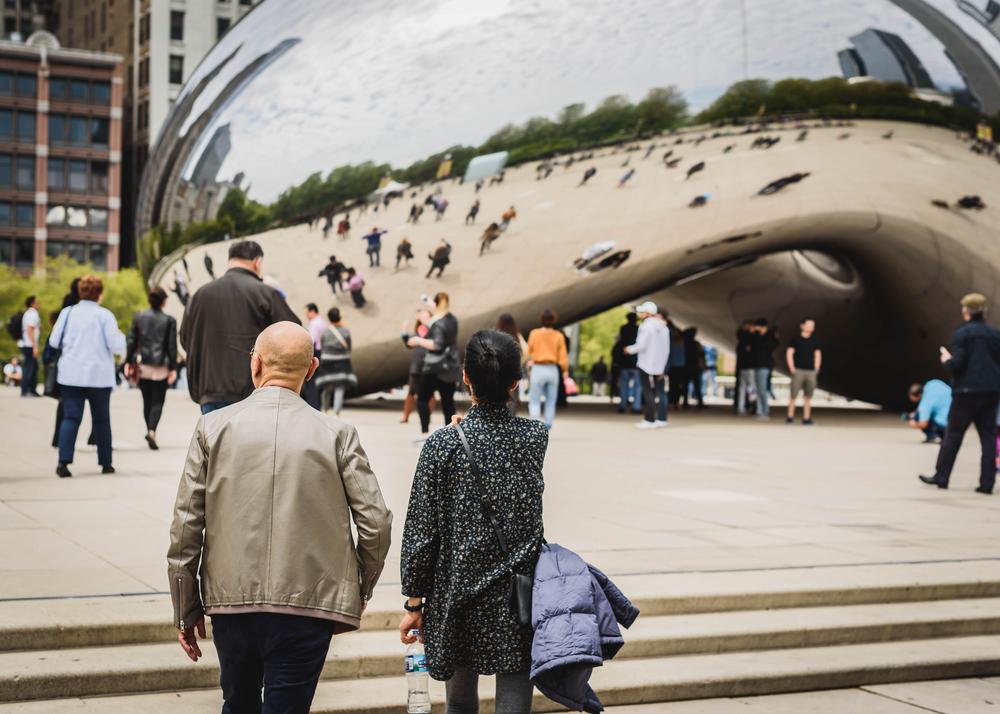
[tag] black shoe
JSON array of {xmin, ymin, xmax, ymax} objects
[
  {"xmin": 802, "ymin": 418, "xmax": 815, "ymax": 425},
  {"xmin": 145, "ymin": 433, "xmax": 159, "ymax": 451},
  {"xmin": 785, "ymin": 416, "xmax": 794, "ymax": 424},
  {"xmin": 975, "ymin": 487, "xmax": 993, "ymax": 495},
  {"xmin": 101, "ymin": 466, "xmax": 115, "ymax": 474},
  {"xmin": 919, "ymin": 474, "xmax": 947, "ymax": 489},
  {"xmin": 56, "ymin": 463, "xmax": 72, "ymax": 478}
]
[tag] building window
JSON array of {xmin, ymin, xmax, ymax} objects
[
  {"xmin": 49, "ymin": 114, "xmax": 66, "ymax": 144},
  {"xmin": 217, "ymin": 16, "xmax": 231, "ymax": 38},
  {"xmin": 0, "ymin": 109, "xmax": 10, "ymax": 139},
  {"xmin": 139, "ymin": 13, "xmax": 149, "ymax": 43},
  {"xmin": 169, "ymin": 55, "xmax": 184, "ymax": 85},
  {"xmin": 90, "ymin": 161, "xmax": 109, "ymax": 192},
  {"xmin": 14, "ymin": 238, "xmax": 33, "ymax": 267},
  {"xmin": 49, "ymin": 77, "xmax": 66, "ymax": 100},
  {"xmin": 15, "ymin": 202, "xmax": 33, "ymax": 227},
  {"xmin": 90, "ymin": 242, "xmax": 107, "ymax": 270},
  {"xmin": 90, "ymin": 117, "xmax": 109, "ymax": 147},
  {"xmin": 91, "ymin": 81, "xmax": 111, "ymax": 104},
  {"xmin": 69, "ymin": 159, "xmax": 87, "ymax": 192},
  {"xmin": 15, "ymin": 156, "xmax": 33, "ymax": 190},
  {"xmin": 14, "ymin": 73, "xmax": 34, "ymax": 97},
  {"xmin": 47, "ymin": 157, "xmax": 65, "ymax": 190},
  {"xmin": 170, "ymin": 10, "xmax": 184, "ymax": 41},
  {"xmin": 139, "ymin": 58, "xmax": 149, "ymax": 87},
  {"xmin": 70, "ymin": 79, "xmax": 88, "ymax": 102},
  {"xmin": 0, "ymin": 72, "xmax": 11, "ymax": 96},
  {"xmin": 45, "ymin": 205, "xmax": 65, "ymax": 225},
  {"xmin": 46, "ymin": 240, "xmax": 63, "ymax": 258},
  {"xmin": 100, "ymin": 4, "xmax": 107, "ymax": 33},
  {"xmin": 0, "ymin": 154, "xmax": 10, "ymax": 188},
  {"xmin": 0, "ymin": 202, "xmax": 10, "ymax": 225},
  {"xmin": 89, "ymin": 208, "xmax": 108, "ymax": 231},
  {"xmin": 15, "ymin": 112, "xmax": 34, "ymax": 143},
  {"xmin": 69, "ymin": 116, "xmax": 88, "ymax": 145},
  {"xmin": 66, "ymin": 206, "xmax": 87, "ymax": 228},
  {"xmin": 66, "ymin": 241, "xmax": 85, "ymax": 262},
  {"xmin": 0, "ymin": 238, "xmax": 10, "ymax": 264}
]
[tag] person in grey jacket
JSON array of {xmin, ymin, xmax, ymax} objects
[
  {"xmin": 125, "ymin": 287, "xmax": 178, "ymax": 450},
  {"xmin": 167, "ymin": 321, "xmax": 392, "ymax": 712}
]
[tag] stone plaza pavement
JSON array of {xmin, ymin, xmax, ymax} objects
[{"xmin": 0, "ymin": 386, "xmax": 998, "ymax": 601}]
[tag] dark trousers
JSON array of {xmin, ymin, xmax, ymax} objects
[
  {"xmin": 640, "ymin": 371, "xmax": 668, "ymax": 423},
  {"xmin": 667, "ymin": 366, "xmax": 686, "ymax": 405},
  {"xmin": 138, "ymin": 378, "xmax": 169, "ymax": 431},
  {"xmin": 922, "ymin": 422, "xmax": 946, "ymax": 441},
  {"xmin": 58, "ymin": 385, "xmax": 112, "ymax": 467},
  {"xmin": 417, "ymin": 373, "xmax": 456, "ymax": 433},
  {"xmin": 20, "ymin": 346, "xmax": 37, "ymax": 396},
  {"xmin": 934, "ymin": 392, "xmax": 999, "ymax": 490},
  {"xmin": 212, "ymin": 613, "xmax": 335, "ymax": 714}
]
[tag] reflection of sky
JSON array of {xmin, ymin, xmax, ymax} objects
[{"xmin": 170, "ymin": 0, "xmax": 1000, "ymax": 203}]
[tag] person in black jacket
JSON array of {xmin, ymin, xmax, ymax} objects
[
  {"xmin": 920, "ymin": 293, "xmax": 1000, "ymax": 494},
  {"xmin": 125, "ymin": 288, "xmax": 178, "ymax": 450},
  {"xmin": 406, "ymin": 292, "xmax": 459, "ymax": 439},
  {"xmin": 179, "ymin": 241, "xmax": 300, "ymax": 414}
]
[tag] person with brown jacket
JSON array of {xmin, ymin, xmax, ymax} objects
[
  {"xmin": 167, "ymin": 321, "xmax": 392, "ymax": 712},
  {"xmin": 179, "ymin": 240, "xmax": 300, "ymax": 414}
]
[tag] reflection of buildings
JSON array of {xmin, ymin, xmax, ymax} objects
[
  {"xmin": 957, "ymin": 0, "xmax": 1000, "ymax": 42},
  {"xmin": 53, "ymin": 0, "xmax": 262, "ymax": 265},
  {"xmin": 0, "ymin": 33, "xmax": 122, "ymax": 272},
  {"xmin": 840, "ymin": 29, "xmax": 935, "ymax": 88},
  {"xmin": 890, "ymin": 0, "xmax": 1000, "ymax": 112},
  {"xmin": 171, "ymin": 124, "xmax": 239, "ymax": 225}
]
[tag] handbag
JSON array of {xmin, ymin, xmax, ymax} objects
[
  {"xmin": 43, "ymin": 306, "xmax": 73, "ymax": 399},
  {"xmin": 455, "ymin": 424, "xmax": 533, "ymax": 627}
]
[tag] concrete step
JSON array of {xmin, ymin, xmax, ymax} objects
[
  {"xmin": 5, "ymin": 560, "xmax": 1000, "ymax": 651},
  {"xmin": 4, "ymin": 598, "xmax": 1000, "ymax": 702},
  {"xmin": 2, "ymin": 635, "xmax": 1000, "ymax": 713}
]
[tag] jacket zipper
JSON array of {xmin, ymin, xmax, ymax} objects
[{"xmin": 177, "ymin": 575, "xmax": 185, "ymax": 629}]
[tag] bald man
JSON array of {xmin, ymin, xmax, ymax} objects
[{"xmin": 167, "ymin": 322, "xmax": 392, "ymax": 713}]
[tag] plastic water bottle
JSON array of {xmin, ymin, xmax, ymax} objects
[{"xmin": 405, "ymin": 629, "xmax": 431, "ymax": 713}]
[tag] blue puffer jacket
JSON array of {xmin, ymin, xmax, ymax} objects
[{"xmin": 530, "ymin": 543, "xmax": 639, "ymax": 713}]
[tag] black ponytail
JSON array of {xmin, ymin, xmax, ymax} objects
[{"xmin": 464, "ymin": 329, "xmax": 522, "ymax": 405}]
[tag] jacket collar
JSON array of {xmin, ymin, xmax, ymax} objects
[{"xmin": 226, "ymin": 266, "xmax": 262, "ymax": 281}]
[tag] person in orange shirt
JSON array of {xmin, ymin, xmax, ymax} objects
[
  {"xmin": 526, "ymin": 308, "xmax": 568, "ymax": 430},
  {"xmin": 499, "ymin": 205, "xmax": 517, "ymax": 232}
]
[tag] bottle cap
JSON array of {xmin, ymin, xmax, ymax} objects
[{"xmin": 408, "ymin": 628, "xmax": 420, "ymax": 636}]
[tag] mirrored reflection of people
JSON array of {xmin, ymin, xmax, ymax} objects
[
  {"xmin": 921, "ymin": 293, "xmax": 1000, "ymax": 494},
  {"xmin": 49, "ymin": 275, "xmax": 127, "ymax": 478},
  {"xmin": 427, "ymin": 239, "xmax": 452, "ymax": 278},
  {"xmin": 180, "ymin": 241, "xmax": 300, "ymax": 415},
  {"xmin": 626, "ymin": 302, "xmax": 670, "ymax": 429},
  {"xmin": 495, "ymin": 312, "xmax": 530, "ymax": 415},
  {"xmin": 318, "ymin": 255, "xmax": 346, "ymax": 297},
  {"xmin": 125, "ymin": 288, "xmax": 178, "ymax": 451},
  {"xmin": 407, "ymin": 292, "xmax": 459, "ymax": 439},
  {"xmin": 907, "ymin": 380, "xmax": 951, "ymax": 443},
  {"xmin": 617, "ymin": 168, "xmax": 635, "ymax": 188},
  {"xmin": 786, "ymin": 318, "xmax": 821, "ymax": 425},
  {"xmin": 400, "ymin": 308, "xmax": 436, "ymax": 424},
  {"xmin": 167, "ymin": 322, "xmax": 392, "ymax": 712},
  {"xmin": 345, "ymin": 268, "xmax": 366, "ymax": 307},
  {"xmin": 396, "ymin": 238, "xmax": 414, "ymax": 271},
  {"xmin": 361, "ymin": 227, "xmax": 386, "ymax": 268},
  {"xmin": 479, "ymin": 223, "xmax": 501, "ymax": 255},
  {"xmin": 527, "ymin": 308, "xmax": 568, "ymax": 430},
  {"xmin": 578, "ymin": 166, "xmax": 597, "ymax": 186},
  {"xmin": 171, "ymin": 269, "xmax": 190, "ymax": 307},
  {"xmin": 399, "ymin": 329, "xmax": 545, "ymax": 711},
  {"xmin": 499, "ymin": 205, "xmax": 517, "ymax": 232},
  {"xmin": 203, "ymin": 253, "xmax": 215, "ymax": 280},
  {"xmin": 336, "ymin": 215, "xmax": 351, "ymax": 240},
  {"xmin": 314, "ymin": 308, "xmax": 357, "ymax": 415},
  {"xmin": 465, "ymin": 199, "xmax": 480, "ymax": 224}
]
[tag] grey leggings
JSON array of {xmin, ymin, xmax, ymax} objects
[
  {"xmin": 320, "ymin": 384, "xmax": 346, "ymax": 414},
  {"xmin": 446, "ymin": 669, "xmax": 533, "ymax": 714}
]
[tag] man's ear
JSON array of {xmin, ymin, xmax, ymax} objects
[
  {"xmin": 305, "ymin": 356, "xmax": 319, "ymax": 382},
  {"xmin": 251, "ymin": 353, "xmax": 263, "ymax": 385}
]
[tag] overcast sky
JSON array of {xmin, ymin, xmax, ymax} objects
[{"xmin": 169, "ymin": 0, "xmax": 1000, "ymax": 203}]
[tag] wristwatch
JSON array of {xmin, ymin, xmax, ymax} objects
[{"xmin": 403, "ymin": 600, "xmax": 425, "ymax": 612}]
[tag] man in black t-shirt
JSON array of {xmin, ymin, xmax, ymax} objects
[{"xmin": 785, "ymin": 319, "xmax": 821, "ymax": 424}]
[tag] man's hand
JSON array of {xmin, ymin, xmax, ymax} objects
[
  {"xmin": 449, "ymin": 414, "xmax": 464, "ymax": 427},
  {"xmin": 177, "ymin": 616, "xmax": 206, "ymax": 662},
  {"xmin": 399, "ymin": 611, "xmax": 423, "ymax": 644},
  {"xmin": 167, "ymin": 370, "xmax": 178, "ymax": 386},
  {"xmin": 32, "ymin": 344, "xmax": 38, "ymax": 358}
]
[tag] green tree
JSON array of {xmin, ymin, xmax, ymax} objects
[
  {"xmin": 636, "ymin": 86, "xmax": 688, "ymax": 134},
  {"xmin": 698, "ymin": 78, "xmax": 771, "ymax": 122}
]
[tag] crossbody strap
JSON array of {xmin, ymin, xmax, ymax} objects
[
  {"xmin": 328, "ymin": 325, "xmax": 349, "ymax": 351},
  {"xmin": 455, "ymin": 424, "xmax": 510, "ymax": 557},
  {"xmin": 58, "ymin": 306, "xmax": 74, "ymax": 351}
]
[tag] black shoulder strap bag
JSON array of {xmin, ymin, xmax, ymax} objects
[
  {"xmin": 43, "ymin": 306, "xmax": 73, "ymax": 399},
  {"xmin": 455, "ymin": 424, "xmax": 533, "ymax": 627}
]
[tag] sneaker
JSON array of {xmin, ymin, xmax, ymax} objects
[
  {"xmin": 654, "ymin": 420, "xmax": 668, "ymax": 428},
  {"xmin": 56, "ymin": 463, "xmax": 72, "ymax": 478},
  {"xmin": 975, "ymin": 487, "xmax": 993, "ymax": 495},
  {"xmin": 635, "ymin": 421, "xmax": 658, "ymax": 429},
  {"xmin": 802, "ymin": 418, "xmax": 815, "ymax": 425},
  {"xmin": 145, "ymin": 433, "xmax": 159, "ymax": 451},
  {"xmin": 785, "ymin": 416, "xmax": 794, "ymax": 424},
  {"xmin": 101, "ymin": 466, "xmax": 115, "ymax": 475}
]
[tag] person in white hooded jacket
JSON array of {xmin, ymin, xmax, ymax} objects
[{"xmin": 625, "ymin": 301, "xmax": 670, "ymax": 429}]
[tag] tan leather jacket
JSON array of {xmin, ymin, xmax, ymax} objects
[{"xmin": 167, "ymin": 386, "xmax": 392, "ymax": 633}]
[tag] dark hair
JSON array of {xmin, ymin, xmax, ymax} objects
[
  {"xmin": 329, "ymin": 255, "xmax": 337, "ymax": 262},
  {"xmin": 228, "ymin": 240, "xmax": 263, "ymax": 261},
  {"xmin": 464, "ymin": 330, "xmax": 522, "ymax": 405},
  {"xmin": 328, "ymin": 307, "xmax": 341, "ymax": 323},
  {"xmin": 495, "ymin": 313, "xmax": 521, "ymax": 341},
  {"xmin": 754, "ymin": 317, "xmax": 768, "ymax": 327},
  {"xmin": 148, "ymin": 287, "xmax": 167, "ymax": 310},
  {"xmin": 909, "ymin": 383, "xmax": 924, "ymax": 399},
  {"xmin": 25, "ymin": 295, "xmax": 36, "ymax": 308},
  {"xmin": 306, "ymin": 302, "xmax": 319, "ymax": 313},
  {"xmin": 626, "ymin": 312, "xmax": 637, "ymax": 324},
  {"xmin": 540, "ymin": 308, "xmax": 557, "ymax": 327}
]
